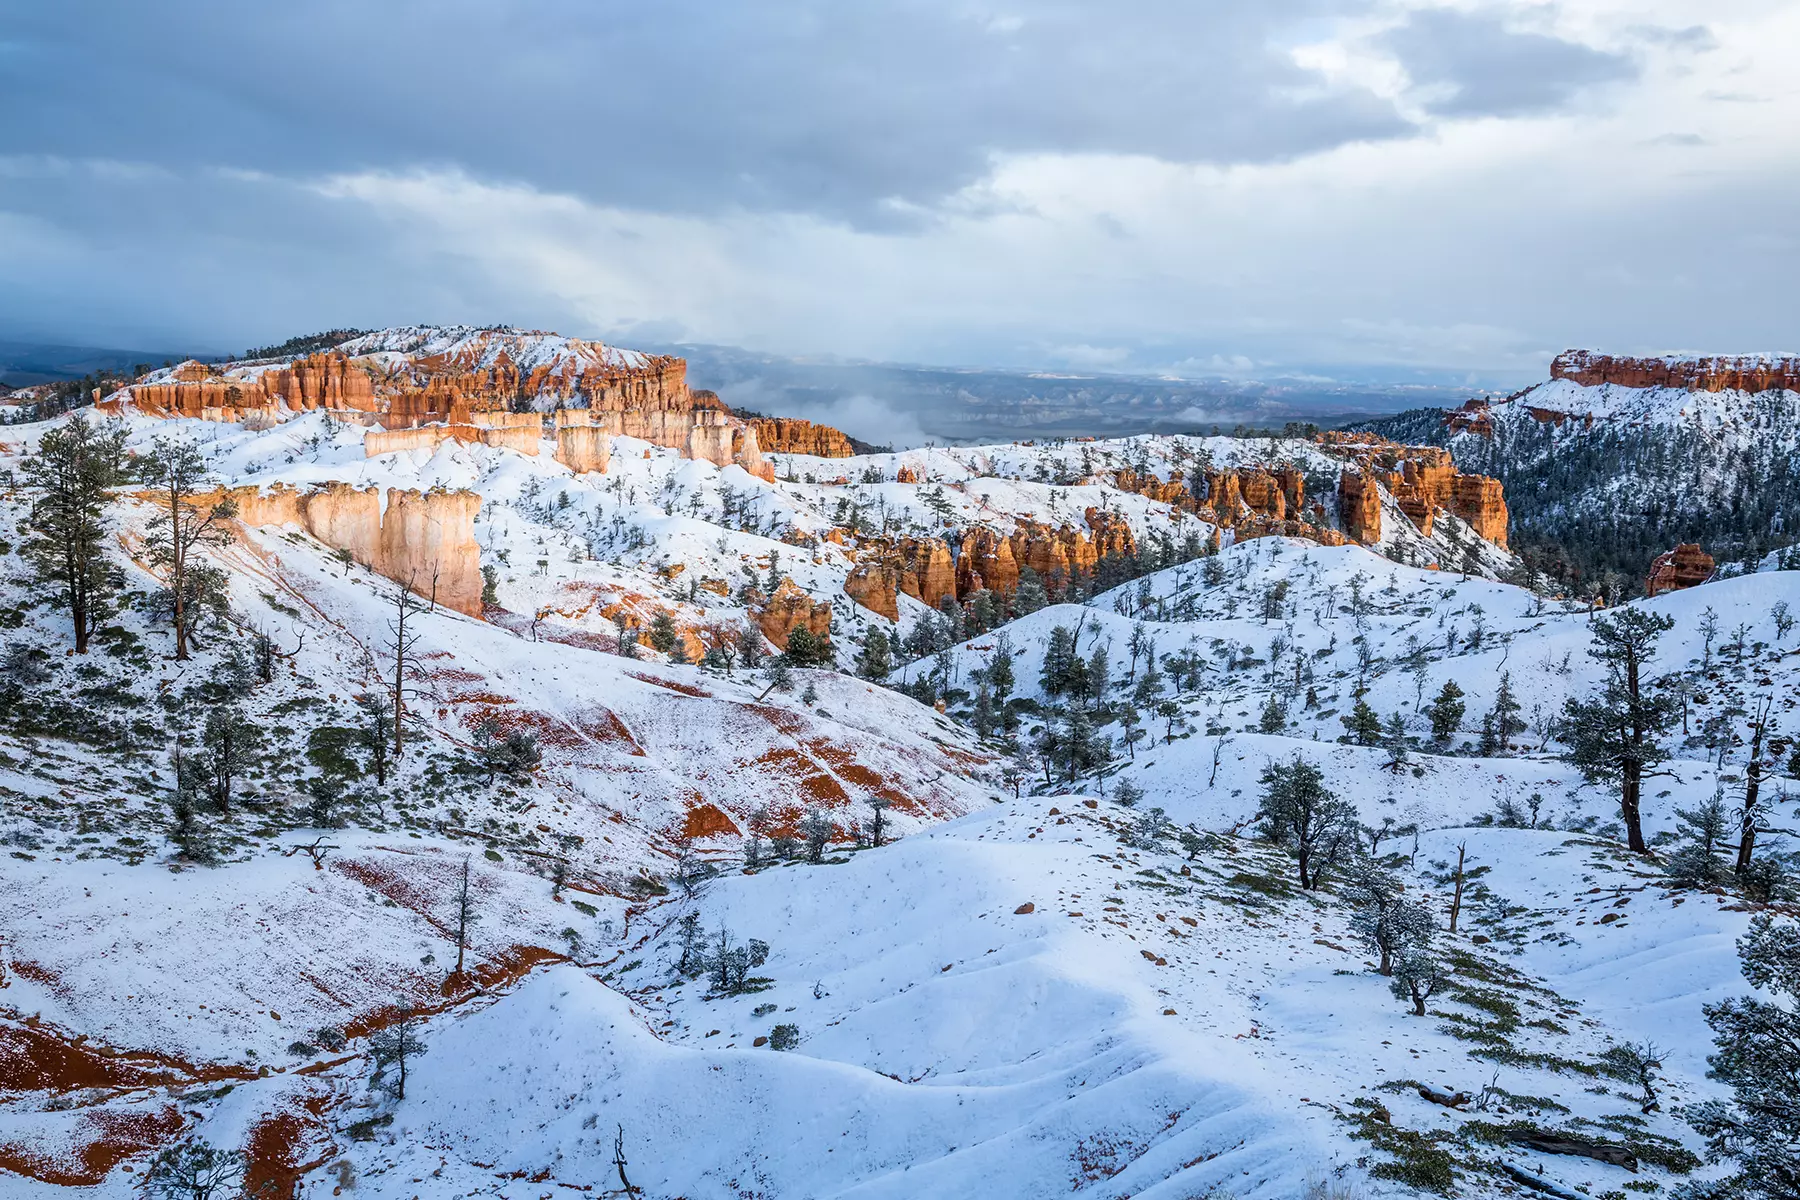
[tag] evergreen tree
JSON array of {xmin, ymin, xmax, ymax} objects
[
  {"xmin": 1390, "ymin": 945, "xmax": 1449, "ymax": 1016},
  {"xmin": 1561, "ymin": 609, "xmax": 1678, "ymax": 853},
  {"xmin": 972, "ymin": 684, "xmax": 997, "ymax": 739},
  {"xmin": 1426, "ymin": 681, "xmax": 1465, "ymax": 746},
  {"xmin": 21, "ymin": 416, "xmax": 129, "ymax": 654},
  {"xmin": 782, "ymin": 627, "xmax": 834, "ymax": 668},
  {"xmin": 855, "ymin": 627, "xmax": 893, "ymax": 681},
  {"xmin": 1665, "ymin": 789, "xmax": 1734, "ymax": 888},
  {"xmin": 1255, "ymin": 755, "xmax": 1358, "ymax": 889},
  {"xmin": 646, "ymin": 609, "xmax": 680, "ymax": 655},
  {"xmin": 987, "ymin": 632, "xmax": 1016, "ymax": 701},
  {"xmin": 1040, "ymin": 625, "xmax": 1078, "ymax": 697},
  {"xmin": 197, "ymin": 704, "xmax": 257, "ymax": 814},
  {"xmin": 1341, "ymin": 696, "xmax": 1382, "ymax": 746},
  {"xmin": 368, "ymin": 1009, "xmax": 428, "ymax": 1099},
  {"xmin": 1259, "ymin": 693, "xmax": 1287, "ymax": 734},
  {"xmin": 1343, "ymin": 863, "xmax": 1436, "ymax": 976},
  {"xmin": 1012, "ymin": 568, "xmax": 1049, "ymax": 616},
  {"xmin": 1486, "ymin": 671, "xmax": 1526, "ymax": 753},
  {"xmin": 1681, "ymin": 917, "xmax": 1800, "ymax": 1200},
  {"xmin": 1381, "ymin": 712, "xmax": 1410, "ymax": 773}
]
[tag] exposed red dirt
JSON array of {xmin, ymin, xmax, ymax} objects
[
  {"xmin": 0, "ymin": 1018, "xmax": 254, "ymax": 1092},
  {"xmin": 0, "ymin": 1104, "xmax": 185, "ymax": 1186},
  {"xmin": 681, "ymin": 803, "xmax": 741, "ymax": 839},
  {"xmin": 627, "ymin": 672, "xmax": 712, "ymax": 698},
  {"xmin": 569, "ymin": 705, "xmax": 647, "ymax": 756}
]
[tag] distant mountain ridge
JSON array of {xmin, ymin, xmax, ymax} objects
[{"xmin": 1360, "ymin": 349, "xmax": 1800, "ymax": 596}]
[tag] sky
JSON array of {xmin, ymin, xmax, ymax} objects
[{"xmin": 1, "ymin": 0, "xmax": 1795, "ymax": 383}]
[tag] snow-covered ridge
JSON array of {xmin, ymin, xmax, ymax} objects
[{"xmin": 335, "ymin": 325, "xmax": 656, "ymax": 373}]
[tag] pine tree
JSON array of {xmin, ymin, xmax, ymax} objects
[
  {"xmin": 1040, "ymin": 625, "xmax": 1078, "ymax": 697},
  {"xmin": 1259, "ymin": 693, "xmax": 1287, "ymax": 734},
  {"xmin": 646, "ymin": 609, "xmax": 680, "ymax": 655},
  {"xmin": 1427, "ymin": 681, "xmax": 1465, "ymax": 746},
  {"xmin": 1389, "ymin": 945, "xmax": 1448, "ymax": 1016},
  {"xmin": 1561, "ymin": 609, "xmax": 1677, "ymax": 853},
  {"xmin": 1341, "ymin": 696, "xmax": 1382, "ymax": 746},
  {"xmin": 1012, "ymin": 568, "xmax": 1049, "ymax": 616},
  {"xmin": 987, "ymin": 632, "xmax": 1016, "ymax": 700},
  {"xmin": 855, "ymin": 627, "xmax": 893, "ymax": 681},
  {"xmin": 1381, "ymin": 712, "xmax": 1410, "ymax": 773},
  {"xmin": 21, "ymin": 417, "xmax": 129, "ymax": 654},
  {"xmin": 1665, "ymin": 789, "xmax": 1734, "ymax": 888},
  {"xmin": 368, "ymin": 1009, "xmax": 428, "ymax": 1099},
  {"xmin": 1681, "ymin": 916, "xmax": 1800, "ymax": 1200},
  {"xmin": 1486, "ymin": 671, "xmax": 1526, "ymax": 753},
  {"xmin": 1255, "ymin": 755, "xmax": 1358, "ymax": 889},
  {"xmin": 1343, "ymin": 863, "xmax": 1436, "ymax": 976}
]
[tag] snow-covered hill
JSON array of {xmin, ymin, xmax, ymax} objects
[
  {"xmin": 2, "ymin": 390, "xmax": 1795, "ymax": 1199},
  {"xmin": 1363, "ymin": 350, "xmax": 1800, "ymax": 594}
]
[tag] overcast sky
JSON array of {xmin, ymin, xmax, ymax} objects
[{"xmin": 1, "ymin": 0, "xmax": 1794, "ymax": 382}]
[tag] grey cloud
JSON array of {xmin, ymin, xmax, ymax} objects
[
  {"xmin": 1382, "ymin": 9, "xmax": 1637, "ymax": 118},
  {"xmin": 0, "ymin": 0, "xmax": 1411, "ymax": 225}
]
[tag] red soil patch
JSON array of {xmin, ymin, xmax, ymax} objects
[
  {"xmin": 0, "ymin": 1019, "xmax": 253, "ymax": 1092},
  {"xmin": 570, "ymin": 706, "xmax": 646, "ymax": 756},
  {"xmin": 242, "ymin": 1091, "xmax": 334, "ymax": 1200},
  {"xmin": 802, "ymin": 739, "xmax": 922, "ymax": 810},
  {"xmin": 628, "ymin": 672, "xmax": 713, "ymax": 699},
  {"xmin": 330, "ymin": 857, "xmax": 452, "ymax": 936},
  {"xmin": 342, "ymin": 945, "xmax": 563, "ymax": 1040},
  {"xmin": 5, "ymin": 959, "xmax": 74, "ymax": 1003},
  {"xmin": 750, "ymin": 747, "xmax": 849, "ymax": 805},
  {"xmin": 681, "ymin": 803, "xmax": 741, "ymax": 839},
  {"xmin": 0, "ymin": 1104, "xmax": 185, "ymax": 1186}
]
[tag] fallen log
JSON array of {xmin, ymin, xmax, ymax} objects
[
  {"xmin": 1500, "ymin": 1162, "xmax": 1587, "ymax": 1200},
  {"xmin": 1418, "ymin": 1084, "xmax": 1472, "ymax": 1108},
  {"xmin": 1509, "ymin": 1134, "xmax": 1638, "ymax": 1172}
]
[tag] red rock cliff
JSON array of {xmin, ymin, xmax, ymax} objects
[
  {"xmin": 749, "ymin": 418, "xmax": 854, "ymax": 458},
  {"xmin": 1552, "ymin": 350, "xmax": 1800, "ymax": 393}
]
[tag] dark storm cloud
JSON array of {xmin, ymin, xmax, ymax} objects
[
  {"xmin": 0, "ymin": 0, "xmax": 1410, "ymax": 223},
  {"xmin": 1382, "ymin": 8, "xmax": 1637, "ymax": 118}
]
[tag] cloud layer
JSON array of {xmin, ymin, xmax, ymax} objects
[{"xmin": 1, "ymin": 0, "xmax": 1795, "ymax": 377}]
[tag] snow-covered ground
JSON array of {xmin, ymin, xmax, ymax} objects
[{"xmin": 2, "ymin": 404, "xmax": 1794, "ymax": 1197}]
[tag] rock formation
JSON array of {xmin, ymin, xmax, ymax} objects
[
  {"xmin": 1646, "ymin": 544, "xmax": 1714, "ymax": 597},
  {"xmin": 1317, "ymin": 432, "xmax": 1508, "ymax": 548},
  {"xmin": 106, "ymin": 328, "xmax": 840, "ymax": 485},
  {"xmin": 222, "ymin": 482, "xmax": 485, "ymax": 616},
  {"xmin": 755, "ymin": 578, "xmax": 833, "ymax": 650},
  {"xmin": 954, "ymin": 528, "xmax": 1020, "ymax": 599},
  {"xmin": 844, "ymin": 559, "xmax": 900, "ymax": 622},
  {"xmin": 1551, "ymin": 350, "xmax": 1800, "ymax": 393},
  {"xmin": 750, "ymin": 417, "xmax": 854, "ymax": 458},
  {"xmin": 1337, "ymin": 470, "xmax": 1383, "ymax": 545}
]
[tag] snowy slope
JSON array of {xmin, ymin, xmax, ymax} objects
[{"xmin": 3, "ymin": 399, "xmax": 1792, "ymax": 1198}]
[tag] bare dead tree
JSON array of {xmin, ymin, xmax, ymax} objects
[
  {"xmin": 282, "ymin": 836, "xmax": 339, "ymax": 871},
  {"xmin": 142, "ymin": 437, "xmax": 238, "ymax": 661},
  {"xmin": 610, "ymin": 1125, "xmax": 640, "ymax": 1196},
  {"xmin": 248, "ymin": 623, "xmax": 304, "ymax": 684},
  {"xmin": 386, "ymin": 576, "xmax": 430, "ymax": 760},
  {"xmin": 1448, "ymin": 842, "xmax": 1468, "ymax": 934},
  {"xmin": 1737, "ymin": 695, "xmax": 1775, "ymax": 875},
  {"xmin": 451, "ymin": 855, "xmax": 479, "ymax": 978}
]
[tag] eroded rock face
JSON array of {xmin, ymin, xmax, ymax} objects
[
  {"xmin": 223, "ymin": 482, "xmax": 485, "ymax": 616},
  {"xmin": 755, "ymin": 578, "xmax": 832, "ymax": 650},
  {"xmin": 955, "ymin": 527, "xmax": 1020, "ymax": 598},
  {"xmin": 1646, "ymin": 544, "xmax": 1714, "ymax": 596},
  {"xmin": 844, "ymin": 559, "xmax": 900, "ymax": 622},
  {"xmin": 1338, "ymin": 471, "xmax": 1383, "ymax": 545},
  {"xmin": 1552, "ymin": 350, "xmax": 1800, "ymax": 393},
  {"xmin": 1318, "ymin": 432, "xmax": 1509, "ymax": 549},
  {"xmin": 750, "ymin": 417, "xmax": 854, "ymax": 458},
  {"xmin": 111, "ymin": 331, "xmax": 849, "ymax": 484}
]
